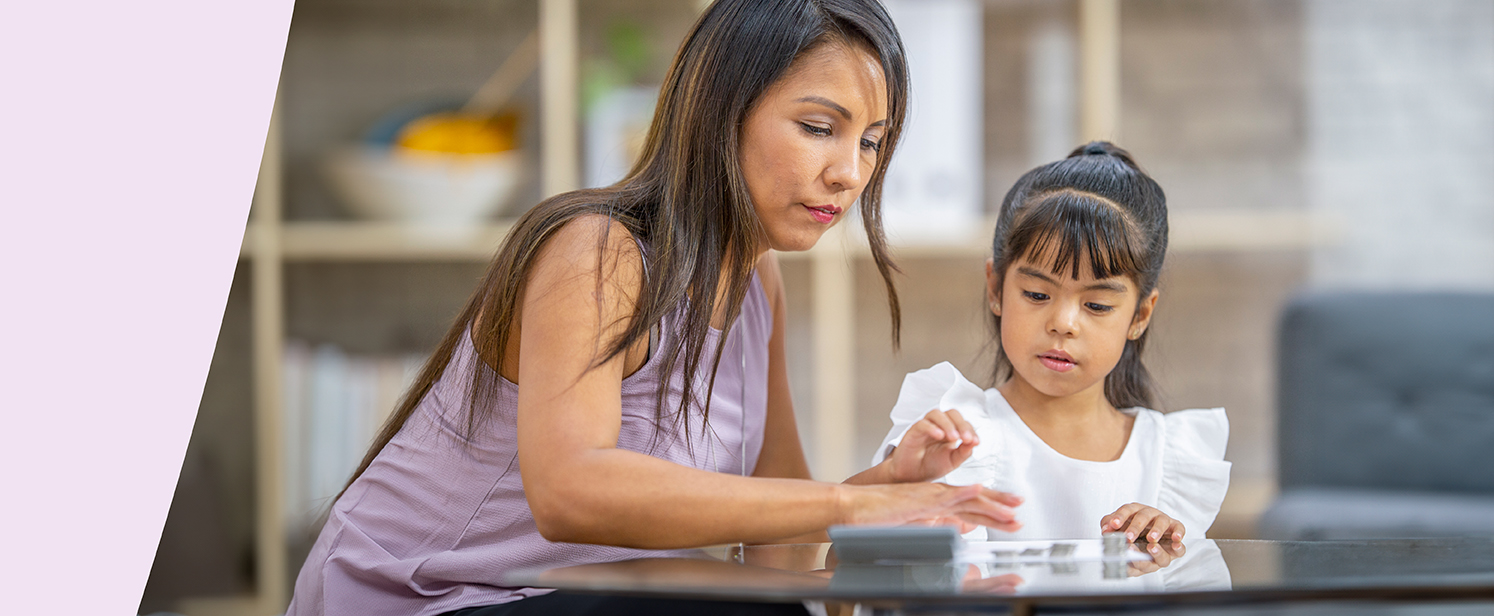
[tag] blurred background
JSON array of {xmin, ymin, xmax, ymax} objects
[{"xmin": 142, "ymin": 0, "xmax": 1494, "ymax": 614}]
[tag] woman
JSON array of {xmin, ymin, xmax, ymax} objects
[{"xmin": 287, "ymin": 1, "xmax": 1021, "ymax": 615}]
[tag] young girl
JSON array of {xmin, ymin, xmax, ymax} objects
[{"xmin": 874, "ymin": 142, "xmax": 1231, "ymax": 549}]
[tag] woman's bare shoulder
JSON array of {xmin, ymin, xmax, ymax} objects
[{"xmin": 534, "ymin": 213, "xmax": 641, "ymax": 265}]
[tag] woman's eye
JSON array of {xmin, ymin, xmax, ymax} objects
[
  {"xmin": 1086, "ymin": 302, "xmax": 1114, "ymax": 313},
  {"xmin": 800, "ymin": 122, "xmax": 832, "ymax": 137},
  {"xmin": 860, "ymin": 137, "xmax": 882, "ymax": 153},
  {"xmin": 1022, "ymin": 291, "xmax": 1049, "ymax": 302}
]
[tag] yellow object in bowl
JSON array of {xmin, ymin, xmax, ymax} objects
[{"xmin": 396, "ymin": 112, "xmax": 518, "ymax": 154}]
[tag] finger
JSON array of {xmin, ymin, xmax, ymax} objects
[
  {"xmin": 922, "ymin": 410, "xmax": 961, "ymax": 444},
  {"xmin": 965, "ymin": 491, "xmax": 1020, "ymax": 524},
  {"xmin": 1102, "ymin": 503, "xmax": 1145, "ymax": 533},
  {"xmin": 954, "ymin": 509, "xmax": 1020, "ymax": 533},
  {"xmin": 1143, "ymin": 513, "xmax": 1175, "ymax": 544},
  {"xmin": 1165, "ymin": 519, "xmax": 1187, "ymax": 544},
  {"xmin": 964, "ymin": 573, "xmax": 1023, "ymax": 594},
  {"xmin": 1122, "ymin": 508, "xmax": 1161, "ymax": 543},
  {"xmin": 1128, "ymin": 561, "xmax": 1160, "ymax": 577},
  {"xmin": 1141, "ymin": 544, "xmax": 1177, "ymax": 568},
  {"xmin": 930, "ymin": 485, "xmax": 1021, "ymax": 532},
  {"xmin": 910, "ymin": 417, "xmax": 946, "ymax": 443},
  {"xmin": 1163, "ymin": 540, "xmax": 1186, "ymax": 559},
  {"xmin": 945, "ymin": 409, "xmax": 979, "ymax": 445},
  {"xmin": 981, "ymin": 487, "xmax": 1024, "ymax": 508},
  {"xmin": 949, "ymin": 440, "xmax": 977, "ymax": 467}
]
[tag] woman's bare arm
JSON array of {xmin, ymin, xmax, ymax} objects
[
  {"xmin": 516, "ymin": 217, "xmax": 1018, "ymax": 549},
  {"xmin": 750, "ymin": 252, "xmax": 814, "ymax": 483}
]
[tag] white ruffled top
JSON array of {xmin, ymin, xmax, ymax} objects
[{"xmin": 873, "ymin": 362, "xmax": 1232, "ymax": 540}]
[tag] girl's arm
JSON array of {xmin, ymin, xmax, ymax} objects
[{"xmin": 516, "ymin": 217, "xmax": 1019, "ymax": 549}]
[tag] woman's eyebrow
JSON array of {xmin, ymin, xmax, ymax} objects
[
  {"xmin": 795, "ymin": 96, "xmax": 887, "ymax": 127},
  {"xmin": 796, "ymin": 96, "xmax": 851, "ymax": 120}
]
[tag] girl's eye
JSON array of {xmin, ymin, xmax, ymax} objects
[
  {"xmin": 860, "ymin": 137, "xmax": 882, "ymax": 153},
  {"xmin": 1086, "ymin": 302, "xmax": 1114, "ymax": 313},
  {"xmin": 1022, "ymin": 291, "xmax": 1049, "ymax": 302},
  {"xmin": 800, "ymin": 122, "xmax": 832, "ymax": 137}
]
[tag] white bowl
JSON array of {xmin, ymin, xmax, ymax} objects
[{"xmin": 323, "ymin": 145, "xmax": 522, "ymax": 223}]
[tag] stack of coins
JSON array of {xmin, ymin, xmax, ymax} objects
[{"xmin": 1102, "ymin": 531, "xmax": 1128, "ymax": 557}]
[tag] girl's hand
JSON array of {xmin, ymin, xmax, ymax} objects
[
  {"xmin": 1101, "ymin": 503, "xmax": 1185, "ymax": 545},
  {"xmin": 840, "ymin": 482, "xmax": 1022, "ymax": 534},
  {"xmin": 885, "ymin": 409, "xmax": 980, "ymax": 483},
  {"xmin": 1127, "ymin": 540, "xmax": 1185, "ymax": 577}
]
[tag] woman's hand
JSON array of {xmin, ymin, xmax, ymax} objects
[
  {"xmin": 884, "ymin": 409, "xmax": 980, "ymax": 483},
  {"xmin": 839, "ymin": 482, "xmax": 1022, "ymax": 534},
  {"xmin": 1101, "ymin": 503, "xmax": 1185, "ymax": 544}
]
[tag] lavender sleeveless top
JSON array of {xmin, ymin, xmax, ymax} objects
[{"xmin": 286, "ymin": 272, "xmax": 771, "ymax": 616}]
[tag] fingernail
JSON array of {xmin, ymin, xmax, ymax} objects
[
  {"xmin": 1173, "ymin": 533, "xmax": 1182, "ymax": 542},
  {"xmin": 1150, "ymin": 544, "xmax": 1159, "ymax": 554},
  {"xmin": 1126, "ymin": 532, "xmax": 1136, "ymax": 542},
  {"xmin": 1112, "ymin": 518, "xmax": 1121, "ymax": 528},
  {"xmin": 1150, "ymin": 532, "xmax": 1159, "ymax": 541}
]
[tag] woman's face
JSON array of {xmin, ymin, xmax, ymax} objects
[
  {"xmin": 989, "ymin": 250, "xmax": 1158, "ymax": 403},
  {"xmin": 739, "ymin": 42, "xmax": 889, "ymax": 253}
]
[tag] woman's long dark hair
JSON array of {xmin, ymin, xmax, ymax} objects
[
  {"xmin": 343, "ymin": 0, "xmax": 910, "ymax": 490},
  {"xmin": 989, "ymin": 141, "xmax": 1168, "ymax": 409}
]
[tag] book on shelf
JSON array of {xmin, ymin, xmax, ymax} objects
[{"xmin": 282, "ymin": 341, "xmax": 424, "ymax": 533}]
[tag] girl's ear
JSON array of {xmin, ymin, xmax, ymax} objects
[
  {"xmin": 985, "ymin": 258, "xmax": 1002, "ymax": 316},
  {"xmin": 1129, "ymin": 288, "xmax": 1160, "ymax": 339}
]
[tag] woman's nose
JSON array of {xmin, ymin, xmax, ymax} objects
[{"xmin": 822, "ymin": 142, "xmax": 866, "ymax": 192}]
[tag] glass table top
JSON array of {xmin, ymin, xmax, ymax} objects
[{"xmin": 502, "ymin": 537, "xmax": 1494, "ymax": 608}]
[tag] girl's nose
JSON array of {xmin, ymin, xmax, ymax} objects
[{"xmin": 1049, "ymin": 302, "xmax": 1080, "ymax": 336}]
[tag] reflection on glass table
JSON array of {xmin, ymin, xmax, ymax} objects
[{"xmin": 503, "ymin": 537, "xmax": 1494, "ymax": 612}]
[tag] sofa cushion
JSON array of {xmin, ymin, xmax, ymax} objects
[
  {"xmin": 1259, "ymin": 488, "xmax": 1494, "ymax": 540},
  {"xmin": 1277, "ymin": 292, "xmax": 1494, "ymax": 494}
]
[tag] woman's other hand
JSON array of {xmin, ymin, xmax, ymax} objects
[
  {"xmin": 839, "ymin": 482, "xmax": 1022, "ymax": 534},
  {"xmin": 885, "ymin": 409, "xmax": 979, "ymax": 483}
]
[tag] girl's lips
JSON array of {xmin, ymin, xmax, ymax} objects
[
  {"xmin": 804, "ymin": 204, "xmax": 840, "ymax": 224},
  {"xmin": 1038, "ymin": 351, "xmax": 1076, "ymax": 373}
]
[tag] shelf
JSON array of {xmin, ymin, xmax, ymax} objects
[
  {"xmin": 242, "ymin": 221, "xmax": 515, "ymax": 261},
  {"xmin": 240, "ymin": 210, "xmax": 1339, "ymax": 263}
]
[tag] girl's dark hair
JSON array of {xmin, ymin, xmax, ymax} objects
[
  {"xmin": 343, "ymin": 0, "xmax": 909, "ymax": 491},
  {"xmin": 989, "ymin": 141, "xmax": 1168, "ymax": 409}
]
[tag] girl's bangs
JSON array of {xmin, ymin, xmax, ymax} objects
[{"xmin": 1007, "ymin": 190, "xmax": 1146, "ymax": 282}]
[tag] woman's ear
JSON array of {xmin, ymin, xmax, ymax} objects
[
  {"xmin": 1129, "ymin": 288, "xmax": 1160, "ymax": 339},
  {"xmin": 985, "ymin": 258, "xmax": 1001, "ymax": 316}
]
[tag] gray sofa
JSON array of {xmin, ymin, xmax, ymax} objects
[{"xmin": 1257, "ymin": 291, "xmax": 1494, "ymax": 540}]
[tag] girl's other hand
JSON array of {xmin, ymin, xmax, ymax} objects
[
  {"xmin": 840, "ymin": 482, "xmax": 1022, "ymax": 534},
  {"xmin": 1101, "ymin": 503, "xmax": 1185, "ymax": 545},
  {"xmin": 886, "ymin": 409, "xmax": 980, "ymax": 483}
]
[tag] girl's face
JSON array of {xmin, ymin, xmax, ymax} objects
[
  {"xmin": 988, "ymin": 250, "xmax": 1159, "ymax": 403},
  {"xmin": 739, "ymin": 42, "xmax": 888, "ymax": 253}
]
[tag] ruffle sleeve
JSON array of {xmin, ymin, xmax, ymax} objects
[
  {"xmin": 870, "ymin": 362, "xmax": 989, "ymax": 467},
  {"xmin": 1156, "ymin": 408, "xmax": 1233, "ymax": 539}
]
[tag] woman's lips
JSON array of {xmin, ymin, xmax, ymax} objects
[
  {"xmin": 1038, "ymin": 351, "xmax": 1076, "ymax": 373},
  {"xmin": 804, "ymin": 204, "xmax": 840, "ymax": 224}
]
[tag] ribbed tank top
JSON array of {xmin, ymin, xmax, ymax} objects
[{"xmin": 286, "ymin": 271, "xmax": 772, "ymax": 616}]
